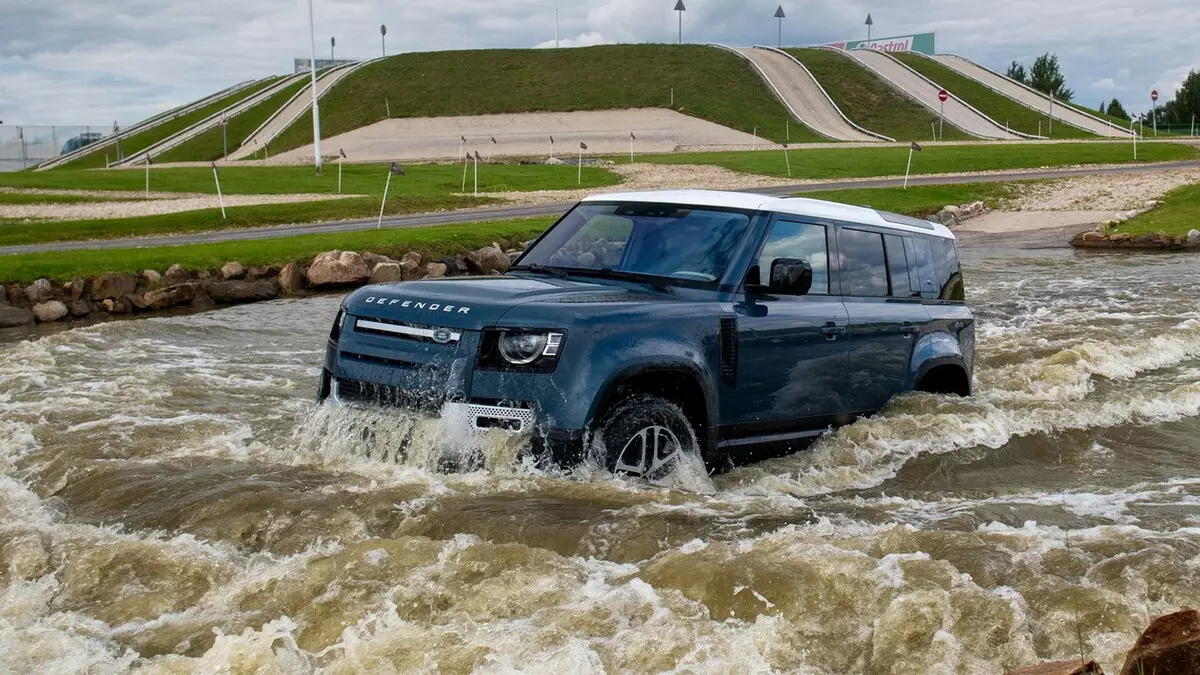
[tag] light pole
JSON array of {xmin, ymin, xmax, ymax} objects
[
  {"xmin": 307, "ymin": 0, "xmax": 323, "ymax": 175},
  {"xmin": 381, "ymin": 24, "xmax": 387, "ymax": 57},
  {"xmin": 330, "ymin": 36, "xmax": 336, "ymax": 63},
  {"xmin": 774, "ymin": 6, "xmax": 786, "ymax": 48},
  {"xmin": 865, "ymin": 14, "xmax": 874, "ymax": 47},
  {"xmin": 674, "ymin": 0, "xmax": 686, "ymax": 45},
  {"xmin": 555, "ymin": 1, "xmax": 560, "ymax": 48}
]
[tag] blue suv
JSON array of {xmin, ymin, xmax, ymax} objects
[{"xmin": 319, "ymin": 190, "xmax": 974, "ymax": 478}]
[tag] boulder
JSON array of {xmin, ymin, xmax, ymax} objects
[
  {"xmin": 507, "ymin": 251, "xmax": 523, "ymax": 264},
  {"xmin": 1006, "ymin": 659, "xmax": 1103, "ymax": 675},
  {"xmin": 247, "ymin": 266, "xmax": 278, "ymax": 281},
  {"xmin": 363, "ymin": 252, "xmax": 395, "ymax": 269},
  {"xmin": 307, "ymin": 250, "xmax": 369, "ymax": 288},
  {"xmin": 399, "ymin": 259, "xmax": 422, "ymax": 281},
  {"xmin": 401, "ymin": 252, "xmax": 422, "ymax": 266},
  {"xmin": 278, "ymin": 262, "xmax": 306, "ymax": 295},
  {"xmin": 220, "ymin": 261, "xmax": 246, "ymax": 280},
  {"xmin": 102, "ymin": 298, "xmax": 132, "ymax": 314},
  {"xmin": 63, "ymin": 278, "xmax": 86, "ymax": 302},
  {"xmin": 425, "ymin": 262, "xmax": 448, "ymax": 279},
  {"xmin": 464, "ymin": 245, "xmax": 512, "ymax": 275},
  {"xmin": 24, "ymin": 279, "xmax": 56, "ymax": 304},
  {"xmin": 0, "ymin": 305, "xmax": 34, "ymax": 328},
  {"xmin": 91, "ymin": 273, "xmax": 138, "ymax": 301},
  {"xmin": 369, "ymin": 262, "xmax": 405, "ymax": 284},
  {"xmin": 142, "ymin": 269, "xmax": 162, "ymax": 286},
  {"xmin": 1108, "ymin": 233, "xmax": 1132, "ymax": 243},
  {"xmin": 1188, "ymin": 229, "xmax": 1200, "ymax": 245},
  {"xmin": 137, "ymin": 283, "xmax": 199, "ymax": 311},
  {"xmin": 6, "ymin": 284, "xmax": 24, "ymax": 305},
  {"xmin": 69, "ymin": 300, "xmax": 94, "ymax": 318},
  {"xmin": 0, "ymin": 284, "xmax": 5, "ymax": 304},
  {"xmin": 32, "ymin": 301, "xmax": 69, "ymax": 323},
  {"xmin": 204, "ymin": 279, "xmax": 279, "ymax": 304},
  {"xmin": 1081, "ymin": 231, "xmax": 1108, "ymax": 243},
  {"xmin": 1119, "ymin": 608, "xmax": 1200, "ymax": 675},
  {"xmin": 164, "ymin": 264, "xmax": 190, "ymax": 285},
  {"xmin": 440, "ymin": 257, "xmax": 469, "ymax": 277}
]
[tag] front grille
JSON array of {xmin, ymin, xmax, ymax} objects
[
  {"xmin": 333, "ymin": 378, "xmax": 444, "ymax": 413},
  {"xmin": 353, "ymin": 316, "xmax": 462, "ymax": 345},
  {"xmin": 339, "ymin": 351, "xmax": 421, "ymax": 370}
]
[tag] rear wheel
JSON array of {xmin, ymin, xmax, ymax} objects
[{"xmin": 592, "ymin": 395, "xmax": 700, "ymax": 481}]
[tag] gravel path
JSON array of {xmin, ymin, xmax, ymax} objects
[
  {"xmin": 0, "ymin": 192, "xmax": 361, "ymax": 221},
  {"xmin": 1006, "ymin": 168, "xmax": 1200, "ymax": 211}
]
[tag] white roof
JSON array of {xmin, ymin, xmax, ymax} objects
[{"xmin": 582, "ymin": 189, "xmax": 955, "ymax": 239}]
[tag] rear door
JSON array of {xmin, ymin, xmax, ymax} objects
[
  {"xmin": 724, "ymin": 218, "xmax": 851, "ymax": 434},
  {"xmin": 838, "ymin": 228, "xmax": 931, "ymax": 413}
]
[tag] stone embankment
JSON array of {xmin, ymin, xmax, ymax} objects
[
  {"xmin": 1069, "ymin": 198, "xmax": 1200, "ymax": 250},
  {"xmin": 0, "ymin": 243, "xmax": 524, "ymax": 329}
]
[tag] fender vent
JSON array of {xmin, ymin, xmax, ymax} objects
[{"xmin": 719, "ymin": 316, "xmax": 738, "ymax": 386}]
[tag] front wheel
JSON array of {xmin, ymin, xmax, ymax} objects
[{"xmin": 591, "ymin": 395, "xmax": 700, "ymax": 481}]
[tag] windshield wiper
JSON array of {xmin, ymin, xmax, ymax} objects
[
  {"xmin": 566, "ymin": 267, "xmax": 671, "ymax": 291},
  {"xmin": 510, "ymin": 263, "xmax": 569, "ymax": 279}
]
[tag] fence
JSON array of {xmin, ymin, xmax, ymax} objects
[{"xmin": 0, "ymin": 125, "xmax": 112, "ymax": 171}]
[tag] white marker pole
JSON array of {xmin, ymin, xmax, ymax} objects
[
  {"xmin": 211, "ymin": 164, "xmax": 227, "ymax": 219},
  {"xmin": 903, "ymin": 146, "xmax": 914, "ymax": 190},
  {"xmin": 752, "ymin": 126, "xmax": 758, "ymax": 149},
  {"xmin": 378, "ymin": 170, "xmax": 392, "ymax": 230},
  {"xmin": 474, "ymin": 153, "xmax": 479, "ymax": 196},
  {"xmin": 783, "ymin": 144, "xmax": 791, "ymax": 177},
  {"xmin": 337, "ymin": 157, "xmax": 343, "ymax": 194},
  {"xmin": 577, "ymin": 146, "xmax": 583, "ymax": 185},
  {"xmin": 1132, "ymin": 120, "xmax": 1137, "ymax": 160},
  {"xmin": 145, "ymin": 157, "xmax": 150, "ymax": 197},
  {"xmin": 931, "ymin": 121, "xmax": 936, "ymax": 141},
  {"xmin": 630, "ymin": 134, "xmax": 635, "ymax": 163},
  {"xmin": 461, "ymin": 153, "xmax": 469, "ymax": 192}
]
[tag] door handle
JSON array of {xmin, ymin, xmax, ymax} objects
[
  {"xmin": 899, "ymin": 323, "xmax": 920, "ymax": 338},
  {"xmin": 819, "ymin": 324, "xmax": 846, "ymax": 341}
]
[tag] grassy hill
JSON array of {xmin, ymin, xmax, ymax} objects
[
  {"xmin": 59, "ymin": 77, "xmax": 285, "ymax": 170},
  {"xmin": 785, "ymin": 48, "xmax": 970, "ymax": 142},
  {"xmin": 269, "ymin": 45, "xmax": 820, "ymax": 153},
  {"xmin": 891, "ymin": 53, "xmax": 1095, "ymax": 140},
  {"xmin": 155, "ymin": 79, "xmax": 310, "ymax": 163}
]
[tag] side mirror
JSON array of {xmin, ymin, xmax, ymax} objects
[{"xmin": 769, "ymin": 258, "xmax": 813, "ymax": 296}]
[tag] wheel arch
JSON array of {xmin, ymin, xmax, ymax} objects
[{"xmin": 587, "ymin": 361, "xmax": 718, "ymax": 456}]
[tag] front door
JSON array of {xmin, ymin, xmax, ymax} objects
[{"xmin": 723, "ymin": 219, "xmax": 851, "ymax": 434}]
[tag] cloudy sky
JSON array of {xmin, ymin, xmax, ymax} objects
[{"xmin": 2, "ymin": 0, "xmax": 1196, "ymax": 126}]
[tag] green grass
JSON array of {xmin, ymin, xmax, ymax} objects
[
  {"xmin": 892, "ymin": 53, "xmax": 1095, "ymax": 140},
  {"xmin": 59, "ymin": 77, "xmax": 285, "ymax": 170},
  {"xmin": 0, "ymin": 217, "xmax": 556, "ymax": 285},
  {"xmin": 154, "ymin": 79, "xmax": 310, "ymax": 163},
  {"xmin": 799, "ymin": 182, "xmax": 1023, "ymax": 219},
  {"xmin": 0, "ymin": 163, "xmax": 619, "ymax": 246},
  {"xmin": 269, "ymin": 45, "xmax": 821, "ymax": 153},
  {"xmin": 784, "ymin": 49, "xmax": 971, "ymax": 142},
  {"xmin": 634, "ymin": 141, "xmax": 1196, "ymax": 179},
  {"xmin": 1114, "ymin": 183, "xmax": 1200, "ymax": 236}
]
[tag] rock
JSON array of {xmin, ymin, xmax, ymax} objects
[
  {"xmin": 25, "ymin": 279, "xmax": 56, "ymax": 304},
  {"xmin": 544, "ymin": 157, "xmax": 566, "ymax": 165},
  {"xmin": 425, "ymin": 262, "xmax": 448, "ymax": 279},
  {"xmin": 204, "ymin": 280, "xmax": 279, "ymax": 304},
  {"xmin": 440, "ymin": 257, "xmax": 469, "ymax": 277},
  {"xmin": 1109, "ymin": 233, "xmax": 1132, "ymax": 243},
  {"xmin": 102, "ymin": 298, "xmax": 132, "ymax": 314},
  {"xmin": 164, "ymin": 264, "xmax": 190, "ymax": 285},
  {"xmin": 464, "ymin": 245, "xmax": 512, "ymax": 275},
  {"xmin": 1081, "ymin": 231, "xmax": 1108, "ymax": 243},
  {"xmin": 69, "ymin": 300, "xmax": 94, "ymax": 318},
  {"xmin": 137, "ymin": 283, "xmax": 199, "ymax": 311},
  {"xmin": 1006, "ymin": 659, "xmax": 1103, "ymax": 675},
  {"xmin": 369, "ymin": 262, "xmax": 405, "ymax": 284},
  {"xmin": 6, "ymin": 284, "xmax": 23, "ymax": 305},
  {"xmin": 32, "ymin": 301, "xmax": 69, "ymax": 323},
  {"xmin": 1119, "ymin": 608, "xmax": 1200, "ymax": 675},
  {"xmin": 0, "ymin": 284, "xmax": 5, "ymax": 304},
  {"xmin": 220, "ymin": 261, "xmax": 246, "ymax": 281},
  {"xmin": 307, "ymin": 250, "xmax": 369, "ymax": 288},
  {"xmin": 142, "ymin": 269, "xmax": 162, "ymax": 286},
  {"xmin": 1188, "ymin": 229, "xmax": 1200, "ymax": 245},
  {"xmin": 63, "ymin": 278, "xmax": 86, "ymax": 302},
  {"xmin": 362, "ymin": 252, "xmax": 395, "ymax": 269},
  {"xmin": 278, "ymin": 262, "xmax": 306, "ymax": 295},
  {"xmin": 507, "ymin": 251, "xmax": 523, "ymax": 264},
  {"xmin": 401, "ymin": 252, "xmax": 422, "ymax": 266},
  {"xmin": 91, "ymin": 274, "xmax": 138, "ymax": 301},
  {"xmin": 399, "ymin": 259, "xmax": 422, "ymax": 281},
  {"xmin": 0, "ymin": 305, "xmax": 35, "ymax": 328},
  {"xmin": 247, "ymin": 266, "xmax": 278, "ymax": 281},
  {"xmin": 1123, "ymin": 209, "xmax": 1142, "ymax": 220}
]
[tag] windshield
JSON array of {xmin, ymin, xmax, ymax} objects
[{"xmin": 516, "ymin": 202, "xmax": 754, "ymax": 285}]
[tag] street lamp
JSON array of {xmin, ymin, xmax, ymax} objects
[
  {"xmin": 307, "ymin": 0, "xmax": 323, "ymax": 175},
  {"xmin": 330, "ymin": 36, "xmax": 336, "ymax": 62},
  {"xmin": 381, "ymin": 24, "xmax": 387, "ymax": 57},
  {"xmin": 674, "ymin": 0, "xmax": 686, "ymax": 45},
  {"xmin": 774, "ymin": 6, "xmax": 786, "ymax": 48},
  {"xmin": 865, "ymin": 14, "xmax": 874, "ymax": 46}
]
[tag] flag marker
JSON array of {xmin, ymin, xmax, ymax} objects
[
  {"xmin": 630, "ymin": 132, "xmax": 636, "ymax": 163},
  {"xmin": 783, "ymin": 142, "xmax": 791, "ymax": 177},
  {"xmin": 379, "ymin": 162, "xmax": 405, "ymax": 229},
  {"xmin": 211, "ymin": 162, "xmax": 227, "ymax": 219},
  {"xmin": 578, "ymin": 142, "xmax": 588, "ymax": 185},
  {"xmin": 473, "ymin": 150, "xmax": 482, "ymax": 196},
  {"xmin": 337, "ymin": 148, "xmax": 346, "ymax": 193},
  {"xmin": 145, "ymin": 156, "xmax": 151, "ymax": 198},
  {"xmin": 904, "ymin": 141, "xmax": 922, "ymax": 189}
]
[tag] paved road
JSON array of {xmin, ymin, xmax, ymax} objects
[
  {"xmin": 6, "ymin": 160, "xmax": 1198, "ymax": 256},
  {"xmin": 845, "ymin": 49, "xmax": 1022, "ymax": 141},
  {"xmin": 931, "ymin": 54, "xmax": 1132, "ymax": 139},
  {"xmin": 734, "ymin": 48, "xmax": 882, "ymax": 143}
]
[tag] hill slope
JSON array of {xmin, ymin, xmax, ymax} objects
[
  {"xmin": 784, "ymin": 48, "xmax": 970, "ymax": 142},
  {"xmin": 269, "ymin": 45, "xmax": 820, "ymax": 154},
  {"xmin": 155, "ymin": 79, "xmax": 310, "ymax": 163}
]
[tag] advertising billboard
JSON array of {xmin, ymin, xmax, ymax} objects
[{"xmin": 822, "ymin": 32, "xmax": 936, "ymax": 55}]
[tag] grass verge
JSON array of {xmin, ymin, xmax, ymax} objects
[
  {"xmin": 155, "ymin": 79, "xmax": 310, "ymax": 163},
  {"xmin": 60, "ymin": 77, "xmax": 286, "ymax": 170},
  {"xmin": 892, "ymin": 54, "xmax": 1094, "ymax": 140},
  {"xmin": 799, "ymin": 182, "xmax": 1022, "ymax": 219},
  {"xmin": 784, "ymin": 49, "xmax": 971, "ymax": 142},
  {"xmin": 0, "ymin": 218, "xmax": 556, "ymax": 285},
  {"xmin": 1114, "ymin": 183, "xmax": 1200, "ymax": 236},
  {"xmin": 269, "ymin": 45, "xmax": 820, "ymax": 153},
  {"xmin": 634, "ymin": 142, "xmax": 1196, "ymax": 179}
]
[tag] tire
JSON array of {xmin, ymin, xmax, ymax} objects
[{"xmin": 591, "ymin": 395, "xmax": 700, "ymax": 481}]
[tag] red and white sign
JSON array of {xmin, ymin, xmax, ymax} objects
[
  {"xmin": 1151, "ymin": 89, "xmax": 1159, "ymax": 102},
  {"xmin": 938, "ymin": 90, "xmax": 949, "ymax": 103}
]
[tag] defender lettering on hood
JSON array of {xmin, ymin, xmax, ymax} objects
[{"xmin": 364, "ymin": 296, "xmax": 472, "ymax": 314}]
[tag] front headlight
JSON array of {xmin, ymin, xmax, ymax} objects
[
  {"xmin": 483, "ymin": 329, "xmax": 566, "ymax": 371},
  {"xmin": 499, "ymin": 332, "xmax": 549, "ymax": 365}
]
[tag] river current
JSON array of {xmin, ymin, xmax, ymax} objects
[{"xmin": 1, "ymin": 228, "xmax": 1198, "ymax": 673}]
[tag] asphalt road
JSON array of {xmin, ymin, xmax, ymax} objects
[{"xmin": 4, "ymin": 160, "xmax": 1199, "ymax": 256}]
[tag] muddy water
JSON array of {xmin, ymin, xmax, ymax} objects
[{"xmin": 2, "ymin": 229, "xmax": 1199, "ymax": 674}]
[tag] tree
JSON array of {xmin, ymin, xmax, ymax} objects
[
  {"xmin": 1159, "ymin": 70, "xmax": 1200, "ymax": 124},
  {"xmin": 1099, "ymin": 101, "xmax": 1107, "ymax": 115},
  {"xmin": 1005, "ymin": 60, "xmax": 1028, "ymax": 84},
  {"xmin": 1106, "ymin": 98, "xmax": 1130, "ymax": 121},
  {"xmin": 1028, "ymin": 53, "xmax": 1074, "ymax": 101}
]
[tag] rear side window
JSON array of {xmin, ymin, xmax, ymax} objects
[
  {"xmin": 884, "ymin": 234, "xmax": 920, "ymax": 298},
  {"xmin": 838, "ymin": 228, "xmax": 889, "ymax": 297},
  {"xmin": 905, "ymin": 237, "xmax": 937, "ymax": 299},
  {"xmin": 931, "ymin": 238, "xmax": 966, "ymax": 301}
]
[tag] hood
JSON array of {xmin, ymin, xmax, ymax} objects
[{"xmin": 343, "ymin": 275, "xmax": 663, "ymax": 329}]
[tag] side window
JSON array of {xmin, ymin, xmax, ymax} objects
[
  {"xmin": 931, "ymin": 238, "xmax": 966, "ymax": 301},
  {"xmin": 905, "ymin": 237, "xmax": 937, "ymax": 298},
  {"xmin": 883, "ymin": 234, "xmax": 919, "ymax": 298},
  {"xmin": 838, "ymin": 228, "xmax": 889, "ymax": 297},
  {"xmin": 756, "ymin": 221, "xmax": 830, "ymax": 294}
]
